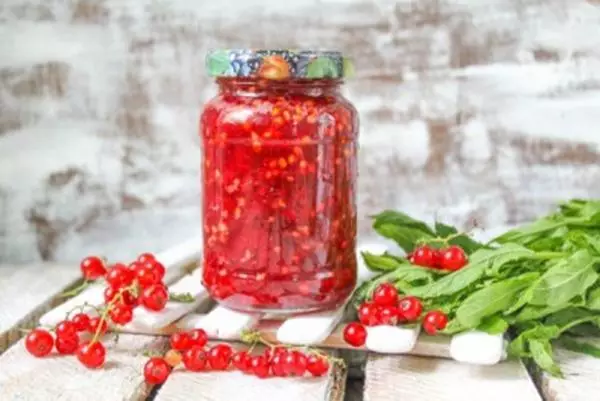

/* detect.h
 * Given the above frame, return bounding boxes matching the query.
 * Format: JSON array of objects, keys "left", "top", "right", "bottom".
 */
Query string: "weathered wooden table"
[{"left": 1, "top": 253, "right": 599, "bottom": 401}]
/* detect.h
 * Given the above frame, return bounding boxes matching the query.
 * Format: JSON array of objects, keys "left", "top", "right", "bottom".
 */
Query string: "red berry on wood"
[
  {"left": 140, "top": 284, "right": 169, "bottom": 311},
  {"left": 372, "top": 283, "right": 398, "bottom": 307},
  {"left": 232, "top": 351, "right": 252, "bottom": 372},
  {"left": 55, "top": 320, "right": 78, "bottom": 339},
  {"left": 439, "top": 245, "right": 468, "bottom": 271},
  {"left": 145, "top": 261, "right": 166, "bottom": 282},
  {"left": 55, "top": 334, "right": 80, "bottom": 355},
  {"left": 397, "top": 296, "right": 423, "bottom": 322},
  {"left": 188, "top": 329, "right": 208, "bottom": 348},
  {"left": 71, "top": 313, "right": 91, "bottom": 332},
  {"left": 411, "top": 245, "right": 437, "bottom": 267},
  {"left": 25, "top": 329, "right": 54, "bottom": 357},
  {"left": 207, "top": 344, "right": 233, "bottom": 370},
  {"left": 357, "top": 302, "right": 380, "bottom": 326},
  {"left": 284, "top": 350, "right": 307, "bottom": 376},
  {"left": 270, "top": 351, "right": 287, "bottom": 377},
  {"left": 136, "top": 264, "right": 163, "bottom": 288},
  {"left": 422, "top": 310, "right": 448, "bottom": 335},
  {"left": 88, "top": 317, "right": 108, "bottom": 336},
  {"left": 250, "top": 355, "right": 270, "bottom": 378},
  {"left": 170, "top": 332, "right": 192, "bottom": 351},
  {"left": 306, "top": 354, "right": 329, "bottom": 377},
  {"left": 76, "top": 341, "right": 106, "bottom": 369},
  {"left": 80, "top": 256, "right": 106, "bottom": 280},
  {"left": 144, "top": 357, "right": 171, "bottom": 384},
  {"left": 343, "top": 322, "right": 367, "bottom": 347},
  {"left": 378, "top": 305, "right": 399, "bottom": 325},
  {"left": 137, "top": 252, "right": 156, "bottom": 264},
  {"left": 109, "top": 304, "right": 134, "bottom": 325},
  {"left": 106, "top": 263, "right": 134, "bottom": 289},
  {"left": 182, "top": 346, "right": 208, "bottom": 371}
]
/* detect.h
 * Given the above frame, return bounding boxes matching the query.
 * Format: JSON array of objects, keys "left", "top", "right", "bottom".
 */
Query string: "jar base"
[{"left": 213, "top": 292, "right": 352, "bottom": 316}]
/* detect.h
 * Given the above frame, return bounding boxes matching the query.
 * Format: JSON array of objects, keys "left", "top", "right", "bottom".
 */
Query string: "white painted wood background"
[{"left": 1, "top": 0, "right": 599, "bottom": 263}]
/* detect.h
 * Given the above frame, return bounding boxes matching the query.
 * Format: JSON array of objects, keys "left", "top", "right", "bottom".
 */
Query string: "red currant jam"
[{"left": 199, "top": 50, "right": 358, "bottom": 313}]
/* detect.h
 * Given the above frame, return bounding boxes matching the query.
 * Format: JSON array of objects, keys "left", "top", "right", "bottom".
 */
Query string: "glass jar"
[{"left": 200, "top": 49, "right": 359, "bottom": 313}]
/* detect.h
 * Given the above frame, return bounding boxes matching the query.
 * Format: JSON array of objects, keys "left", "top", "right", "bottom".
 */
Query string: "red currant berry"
[
  {"left": 104, "top": 286, "right": 118, "bottom": 304},
  {"left": 306, "top": 354, "right": 329, "bottom": 377},
  {"left": 55, "top": 320, "right": 78, "bottom": 339},
  {"left": 76, "top": 341, "right": 106, "bottom": 369},
  {"left": 439, "top": 245, "right": 468, "bottom": 271},
  {"left": 270, "top": 351, "right": 288, "bottom": 377},
  {"left": 250, "top": 355, "right": 270, "bottom": 378},
  {"left": 88, "top": 317, "right": 108, "bottom": 336},
  {"left": 232, "top": 351, "right": 252, "bottom": 372},
  {"left": 207, "top": 344, "right": 233, "bottom": 370},
  {"left": 55, "top": 334, "right": 79, "bottom": 355},
  {"left": 25, "top": 329, "right": 54, "bottom": 357},
  {"left": 140, "top": 284, "right": 169, "bottom": 312},
  {"left": 411, "top": 245, "right": 437, "bottom": 267},
  {"left": 422, "top": 310, "right": 448, "bottom": 335},
  {"left": 106, "top": 263, "right": 134, "bottom": 289},
  {"left": 188, "top": 329, "right": 208, "bottom": 348},
  {"left": 170, "top": 332, "right": 192, "bottom": 351},
  {"left": 80, "top": 256, "right": 106, "bottom": 280},
  {"left": 372, "top": 283, "right": 398, "bottom": 307},
  {"left": 145, "top": 260, "right": 166, "bottom": 282},
  {"left": 283, "top": 350, "right": 307, "bottom": 376},
  {"left": 137, "top": 252, "right": 156, "bottom": 264},
  {"left": 378, "top": 305, "right": 399, "bottom": 325},
  {"left": 71, "top": 313, "right": 91, "bottom": 332},
  {"left": 136, "top": 264, "right": 162, "bottom": 288},
  {"left": 397, "top": 296, "right": 423, "bottom": 322},
  {"left": 357, "top": 302, "right": 380, "bottom": 326},
  {"left": 144, "top": 357, "right": 171, "bottom": 384},
  {"left": 109, "top": 304, "right": 133, "bottom": 325},
  {"left": 343, "top": 322, "right": 367, "bottom": 347},
  {"left": 182, "top": 346, "right": 208, "bottom": 371}
]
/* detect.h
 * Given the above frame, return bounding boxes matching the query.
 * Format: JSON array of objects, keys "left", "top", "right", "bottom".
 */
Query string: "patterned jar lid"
[{"left": 205, "top": 49, "right": 354, "bottom": 80}]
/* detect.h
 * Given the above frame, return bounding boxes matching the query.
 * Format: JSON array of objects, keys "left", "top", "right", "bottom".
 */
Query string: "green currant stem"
[
  {"left": 90, "top": 281, "right": 137, "bottom": 344},
  {"left": 59, "top": 280, "right": 93, "bottom": 298}
]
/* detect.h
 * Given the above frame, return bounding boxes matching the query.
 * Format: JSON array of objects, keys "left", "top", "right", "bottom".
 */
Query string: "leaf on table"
[
  {"left": 530, "top": 339, "right": 563, "bottom": 377},
  {"left": 491, "top": 218, "right": 564, "bottom": 245},
  {"left": 372, "top": 210, "right": 436, "bottom": 236},
  {"left": 361, "top": 251, "right": 404, "bottom": 272},
  {"left": 406, "top": 261, "right": 487, "bottom": 298},
  {"left": 588, "top": 286, "right": 600, "bottom": 310},
  {"left": 374, "top": 224, "right": 433, "bottom": 254},
  {"left": 455, "top": 272, "right": 539, "bottom": 328},
  {"left": 529, "top": 249, "right": 599, "bottom": 307},
  {"left": 558, "top": 336, "right": 600, "bottom": 358},
  {"left": 477, "top": 315, "right": 509, "bottom": 335}
]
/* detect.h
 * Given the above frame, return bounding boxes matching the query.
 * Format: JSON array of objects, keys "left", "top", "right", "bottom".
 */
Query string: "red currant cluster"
[
  {"left": 409, "top": 244, "right": 467, "bottom": 271},
  {"left": 343, "top": 283, "right": 449, "bottom": 347},
  {"left": 144, "top": 329, "right": 333, "bottom": 384},
  {"left": 25, "top": 252, "right": 169, "bottom": 369}
]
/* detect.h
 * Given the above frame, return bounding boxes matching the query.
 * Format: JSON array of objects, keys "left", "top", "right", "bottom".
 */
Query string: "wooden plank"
[
  {"left": 364, "top": 355, "right": 541, "bottom": 401},
  {"left": 536, "top": 339, "right": 600, "bottom": 401},
  {"left": 0, "top": 263, "right": 80, "bottom": 353},
  {"left": 0, "top": 334, "right": 167, "bottom": 401},
  {"left": 155, "top": 348, "right": 347, "bottom": 401}
]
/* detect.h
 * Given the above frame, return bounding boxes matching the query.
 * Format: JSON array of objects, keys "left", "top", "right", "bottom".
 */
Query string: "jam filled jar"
[{"left": 200, "top": 49, "right": 358, "bottom": 313}]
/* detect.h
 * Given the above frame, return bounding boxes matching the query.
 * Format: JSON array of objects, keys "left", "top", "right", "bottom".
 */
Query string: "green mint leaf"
[
  {"left": 513, "top": 304, "right": 571, "bottom": 323},
  {"left": 529, "top": 249, "right": 599, "bottom": 307},
  {"left": 169, "top": 292, "right": 195, "bottom": 303},
  {"left": 509, "top": 324, "right": 560, "bottom": 357},
  {"left": 477, "top": 315, "right": 509, "bottom": 335},
  {"left": 406, "top": 261, "right": 486, "bottom": 298},
  {"left": 434, "top": 222, "right": 483, "bottom": 254},
  {"left": 455, "top": 272, "right": 539, "bottom": 328},
  {"left": 373, "top": 210, "right": 436, "bottom": 236},
  {"left": 475, "top": 243, "right": 537, "bottom": 276},
  {"left": 434, "top": 222, "right": 457, "bottom": 237},
  {"left": 529, "top": 339, "right": 563, "bottom": 377},
  {"left": 361, "top": 252, "right": 404, "bottom": 272},
  {"left": 558, "top": 336, "right": 600, "bottom": 358},
  {"left": 588, "top": 286, "right": 600, "bottom": 310},
  {"left": 544, "top": 307, "right": 600, "bottom": 335},
  {"left": 491, "top": 218, "right": 564, "bottom": 245},
  {"left": 374, "top": 224, "right": 434, "bottom": 254}
]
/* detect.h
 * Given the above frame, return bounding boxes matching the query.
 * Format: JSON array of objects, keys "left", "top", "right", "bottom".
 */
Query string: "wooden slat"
[
  {"left": 364, "top": 355, "right": 542, "bottom": 401},
  {"left": 0, "top": 334, "right": 167, "bottom": 401},
  {"left": 155, "top": 348, "right": 347, "bottom": 401},
  {"left": 0, "top": 263, "right": 80, "bottom": 353},
  {"left": 536, "top": 339, "right": 600, "bottom": 401}
]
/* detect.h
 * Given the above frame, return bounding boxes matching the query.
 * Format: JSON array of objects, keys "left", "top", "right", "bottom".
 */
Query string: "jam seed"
[
  {"left": 278, "top": 158, "right": 288, "bottom": 169},
  {"left": 288, "top": 154, "right": 297, "bottom": 164}
]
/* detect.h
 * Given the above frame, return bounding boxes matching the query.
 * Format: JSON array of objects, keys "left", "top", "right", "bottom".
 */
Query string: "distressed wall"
[{"left": 1, "top": 0, "right": 599, "bottom": 263}]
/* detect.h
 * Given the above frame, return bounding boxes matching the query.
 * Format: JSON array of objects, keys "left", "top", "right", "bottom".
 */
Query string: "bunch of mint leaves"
[{"left": 353, "top": 198, "right": 600, "bottom": 377}]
